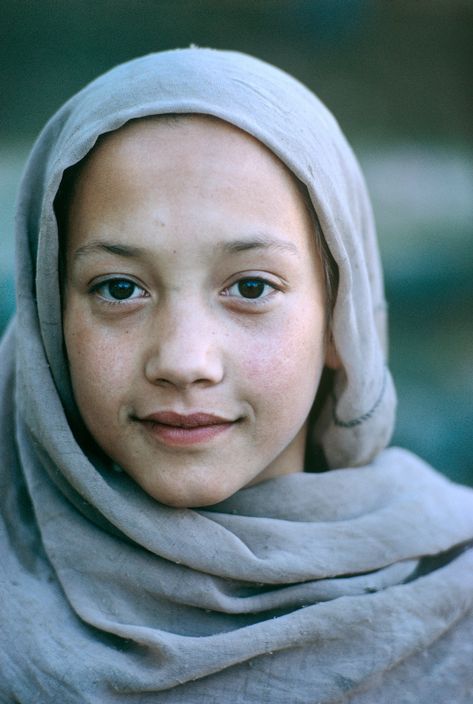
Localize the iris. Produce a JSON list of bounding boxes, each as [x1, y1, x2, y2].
[[107, 279, 135, 300], [238, 279, 265, 299]]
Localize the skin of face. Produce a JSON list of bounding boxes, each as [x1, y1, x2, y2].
[[63, 115, 338, 508]]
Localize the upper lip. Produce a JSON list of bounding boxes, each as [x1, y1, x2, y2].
[[140, 411, 236, 428]]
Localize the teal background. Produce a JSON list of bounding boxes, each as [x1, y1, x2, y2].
[[1, 1, 471, 484]]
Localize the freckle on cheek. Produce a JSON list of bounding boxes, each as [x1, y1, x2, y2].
[[243, 354, 291, 388]]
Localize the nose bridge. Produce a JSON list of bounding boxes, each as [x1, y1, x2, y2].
[[144, 295, 224, 387]]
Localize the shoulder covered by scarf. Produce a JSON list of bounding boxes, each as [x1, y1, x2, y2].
[[1, 48, 472, 703]]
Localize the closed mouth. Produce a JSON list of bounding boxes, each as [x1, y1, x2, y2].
[[139, 411, 237, 428], [135, 411, 240, 447]]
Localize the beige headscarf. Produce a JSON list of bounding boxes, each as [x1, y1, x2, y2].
[[1, 48, 472, 703]]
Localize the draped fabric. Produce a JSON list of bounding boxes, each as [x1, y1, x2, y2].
[[1, 48, 472, 703]]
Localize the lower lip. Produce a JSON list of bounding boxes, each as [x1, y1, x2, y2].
[[140, 420, 235, 447]]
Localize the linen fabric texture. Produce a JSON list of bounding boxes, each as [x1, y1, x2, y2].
[[1, 48, 472, 703]]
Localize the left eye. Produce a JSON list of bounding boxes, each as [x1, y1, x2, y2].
[[226, 278, 275, 300], [93, 278, 146, 301]]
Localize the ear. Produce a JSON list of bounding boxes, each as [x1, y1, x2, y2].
[[325, 334, 341, 370]]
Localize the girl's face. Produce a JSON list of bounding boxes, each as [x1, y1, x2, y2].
[[63, 116, 335, 507]]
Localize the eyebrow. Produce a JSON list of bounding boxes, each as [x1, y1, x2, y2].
[[73, 241, 145, 260], [72, 234, 300, 260], [219, 235, 299, 257]]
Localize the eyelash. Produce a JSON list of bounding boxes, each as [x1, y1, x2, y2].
[[222, 277, 279, 304], [89, 278, 149, 305], [89, 275, 280, 307]]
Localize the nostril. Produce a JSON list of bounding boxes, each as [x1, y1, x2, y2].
[[153, 376, 219, 391], [155, 377, 171, 387]]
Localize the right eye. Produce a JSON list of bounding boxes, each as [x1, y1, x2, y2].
[[91, 278, 148, 303]]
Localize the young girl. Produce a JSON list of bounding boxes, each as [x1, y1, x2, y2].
[[1, 48, 472, 703]]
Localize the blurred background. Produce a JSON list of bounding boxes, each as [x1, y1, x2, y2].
[[1, 0, 471, 484]]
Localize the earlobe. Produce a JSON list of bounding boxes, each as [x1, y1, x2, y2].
[[325, 335, 341, 370]]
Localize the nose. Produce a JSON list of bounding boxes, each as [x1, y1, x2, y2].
[[144, 304, 225, 389]]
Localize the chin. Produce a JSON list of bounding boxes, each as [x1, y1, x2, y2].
[[137, 476, 241, 509]]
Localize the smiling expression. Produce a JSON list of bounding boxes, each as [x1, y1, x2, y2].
[[62, 115, 336, 507]]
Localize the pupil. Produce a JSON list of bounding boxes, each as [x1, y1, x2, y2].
[[238, 280, 264, 299], [109, 280, 134, 300]]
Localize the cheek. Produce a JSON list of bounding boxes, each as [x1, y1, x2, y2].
[[64, 312, 136, 413], [240, 310, 325, 407]]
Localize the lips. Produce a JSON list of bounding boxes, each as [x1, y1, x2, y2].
[[137, 411, 238, 447]]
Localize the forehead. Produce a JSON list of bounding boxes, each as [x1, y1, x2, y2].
[[64, 114, 314, 241], [81, 114, 301, 194]]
